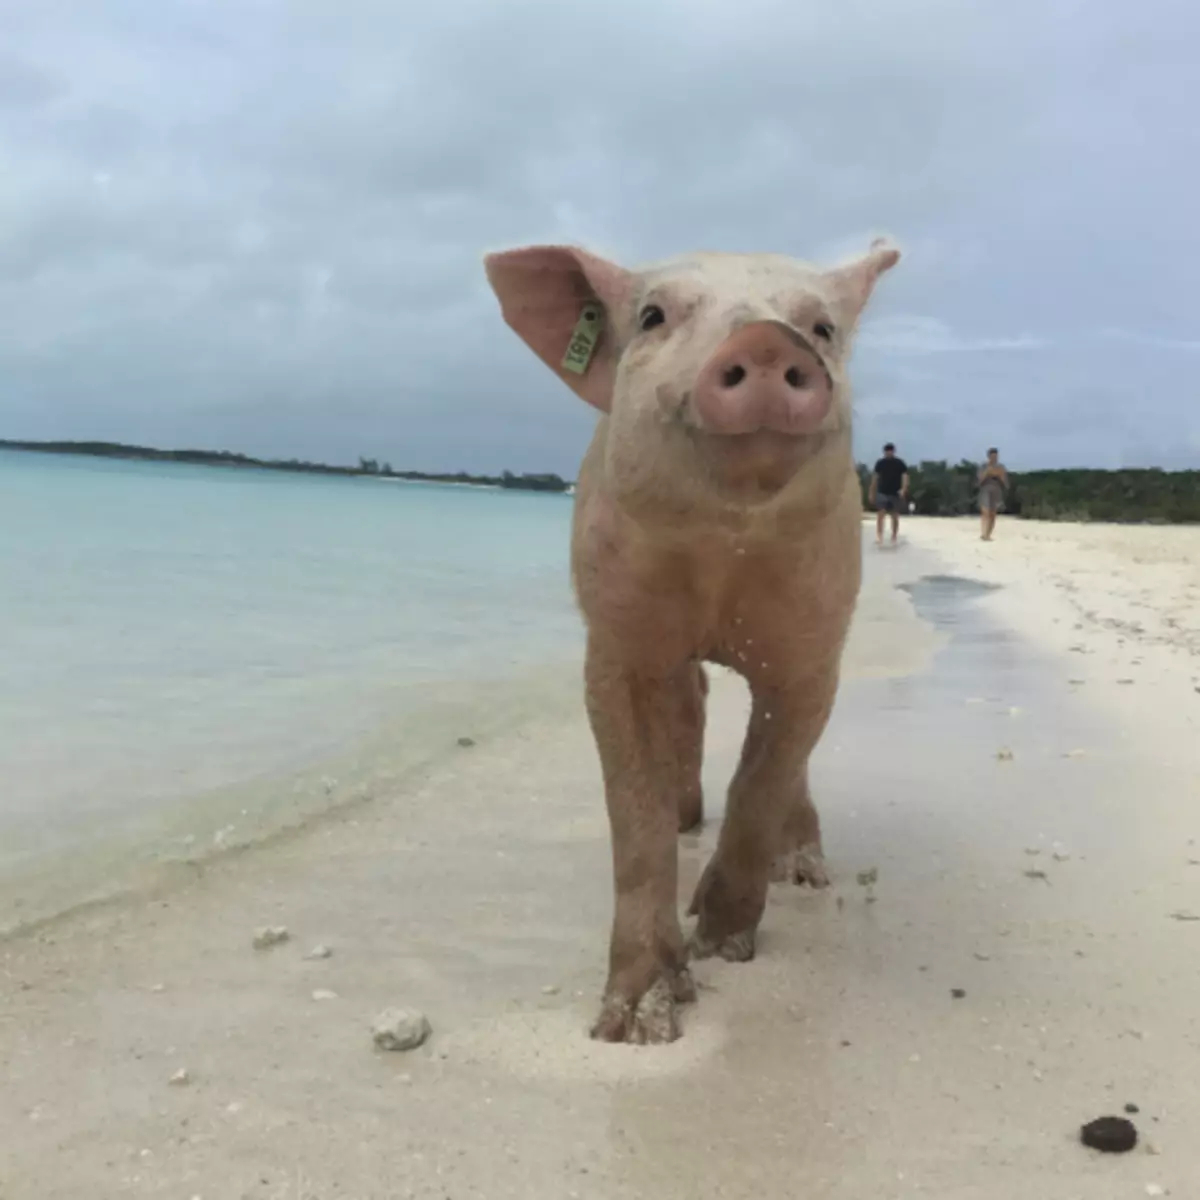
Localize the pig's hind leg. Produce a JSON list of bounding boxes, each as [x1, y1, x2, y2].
[[688, 671, 837, 961], [769, 761, 831, 888], [675, 663, 708, 834]]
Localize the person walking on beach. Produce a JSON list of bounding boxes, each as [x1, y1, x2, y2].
[[977, 447, 1008, 541], [869, 442, 909, 545]]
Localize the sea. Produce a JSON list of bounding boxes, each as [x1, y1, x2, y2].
[[0, 449, 584, 934]]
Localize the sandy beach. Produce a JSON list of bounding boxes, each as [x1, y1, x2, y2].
[[4, 516, 1200, 1198]]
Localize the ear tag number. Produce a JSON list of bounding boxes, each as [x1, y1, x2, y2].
[[561, 302, 605, 375]]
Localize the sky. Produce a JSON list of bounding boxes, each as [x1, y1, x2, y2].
[[1, 0, 1197, 475]]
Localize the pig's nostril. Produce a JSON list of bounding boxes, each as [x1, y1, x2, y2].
[[722, 365, 747, 388], [784, 366, 806, 389]]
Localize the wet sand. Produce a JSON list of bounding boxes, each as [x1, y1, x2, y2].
[[4, 519, 1200, 1198]]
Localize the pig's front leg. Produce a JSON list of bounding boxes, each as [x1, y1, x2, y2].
[[585, 645, 697, 1044], [689, 672, 837, 961]]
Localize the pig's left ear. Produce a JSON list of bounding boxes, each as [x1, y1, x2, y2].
[[484, 245, 635, 413], [824, 237, 901, 320]]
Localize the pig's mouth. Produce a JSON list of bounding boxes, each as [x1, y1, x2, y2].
[[684, 425, 835, 500], [675, 393, 838, 439]]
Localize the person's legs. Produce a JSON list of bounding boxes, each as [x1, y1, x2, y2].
[[980, 499, 997, 540], [876, 495, 899, 544]]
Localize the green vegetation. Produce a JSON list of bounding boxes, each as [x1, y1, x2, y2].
[[0, 440, 573, 494], [858, 459, 1200, 524]]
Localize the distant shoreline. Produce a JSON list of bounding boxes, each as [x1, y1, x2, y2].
[[0, 439, 574, 495], [10, 437, 1197, 521]]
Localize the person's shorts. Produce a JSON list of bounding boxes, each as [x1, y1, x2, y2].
[[876, 493, 901, 513], [979, 488, 1005, 513]]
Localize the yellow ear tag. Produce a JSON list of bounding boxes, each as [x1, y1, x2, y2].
[[561, 301, 605, 375]]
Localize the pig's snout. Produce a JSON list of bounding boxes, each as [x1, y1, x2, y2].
[[690, 322, 832, 437]]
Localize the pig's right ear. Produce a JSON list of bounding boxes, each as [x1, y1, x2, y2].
[[484, 246, 634, 413]]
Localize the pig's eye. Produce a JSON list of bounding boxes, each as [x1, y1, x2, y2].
[[813, 320, 835, 341], [638, 304, 666, 332]]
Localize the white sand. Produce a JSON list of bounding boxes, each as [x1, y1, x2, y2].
[[904, 515, 1200, 762], [3, 518, 1200, 1197]]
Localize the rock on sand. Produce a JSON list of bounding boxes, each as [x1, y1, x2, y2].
[[371, 1008, 431, 1052]]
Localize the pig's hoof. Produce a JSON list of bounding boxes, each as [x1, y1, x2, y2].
[[770, 842, 831, 889], [678, 796, 704, 834], [687, 863, 763, 963], [689, 926, 757, 963], [590, 970, 694, 1045]]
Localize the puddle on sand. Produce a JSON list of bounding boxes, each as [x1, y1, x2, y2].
[[872, 573, 1020, 711], [898, 574, 1003, 637]]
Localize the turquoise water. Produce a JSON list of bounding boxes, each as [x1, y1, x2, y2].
[[0, 451, 582, 930]]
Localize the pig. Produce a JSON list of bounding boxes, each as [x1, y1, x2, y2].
[[484, 238, 900, 1044]]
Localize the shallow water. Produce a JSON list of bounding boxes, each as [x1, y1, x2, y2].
[[0, 450, 582, 929]]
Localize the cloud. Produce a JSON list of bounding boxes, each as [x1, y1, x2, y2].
[[1088, 328, 1200, 353], [0, 0, 1198, 472], [859, 315, 1048, 355]]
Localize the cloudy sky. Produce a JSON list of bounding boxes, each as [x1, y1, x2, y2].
[[1, 0, 1197, 475]]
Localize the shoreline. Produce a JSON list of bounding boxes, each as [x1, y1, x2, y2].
[[0, 662, 583, 943], [0, 533, 924, 944], [5, 522, 1200, 1196]]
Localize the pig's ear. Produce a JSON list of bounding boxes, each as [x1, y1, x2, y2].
[[825, 237, 901, 319], [484, 246, 634, 413]]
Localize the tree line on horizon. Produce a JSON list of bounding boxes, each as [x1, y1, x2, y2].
[[0, 439, 572, 494], [355, 456, 569, 492], [858, 459, 1200, 524]]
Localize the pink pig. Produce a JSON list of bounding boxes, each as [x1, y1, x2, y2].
[[485, 238, 900, 1043]]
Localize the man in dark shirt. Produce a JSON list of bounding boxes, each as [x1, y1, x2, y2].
[[869, 442, 909, 545]]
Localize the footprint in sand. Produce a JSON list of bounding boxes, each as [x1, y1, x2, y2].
[[434, 1004, 728, 1084]]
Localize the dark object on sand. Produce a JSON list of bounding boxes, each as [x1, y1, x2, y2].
[[950, 988, 967, 1000], [1080, 1116, 1138, 1154], [457, 736, 476, 748], [1124, 1103, 1140, 1114]]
